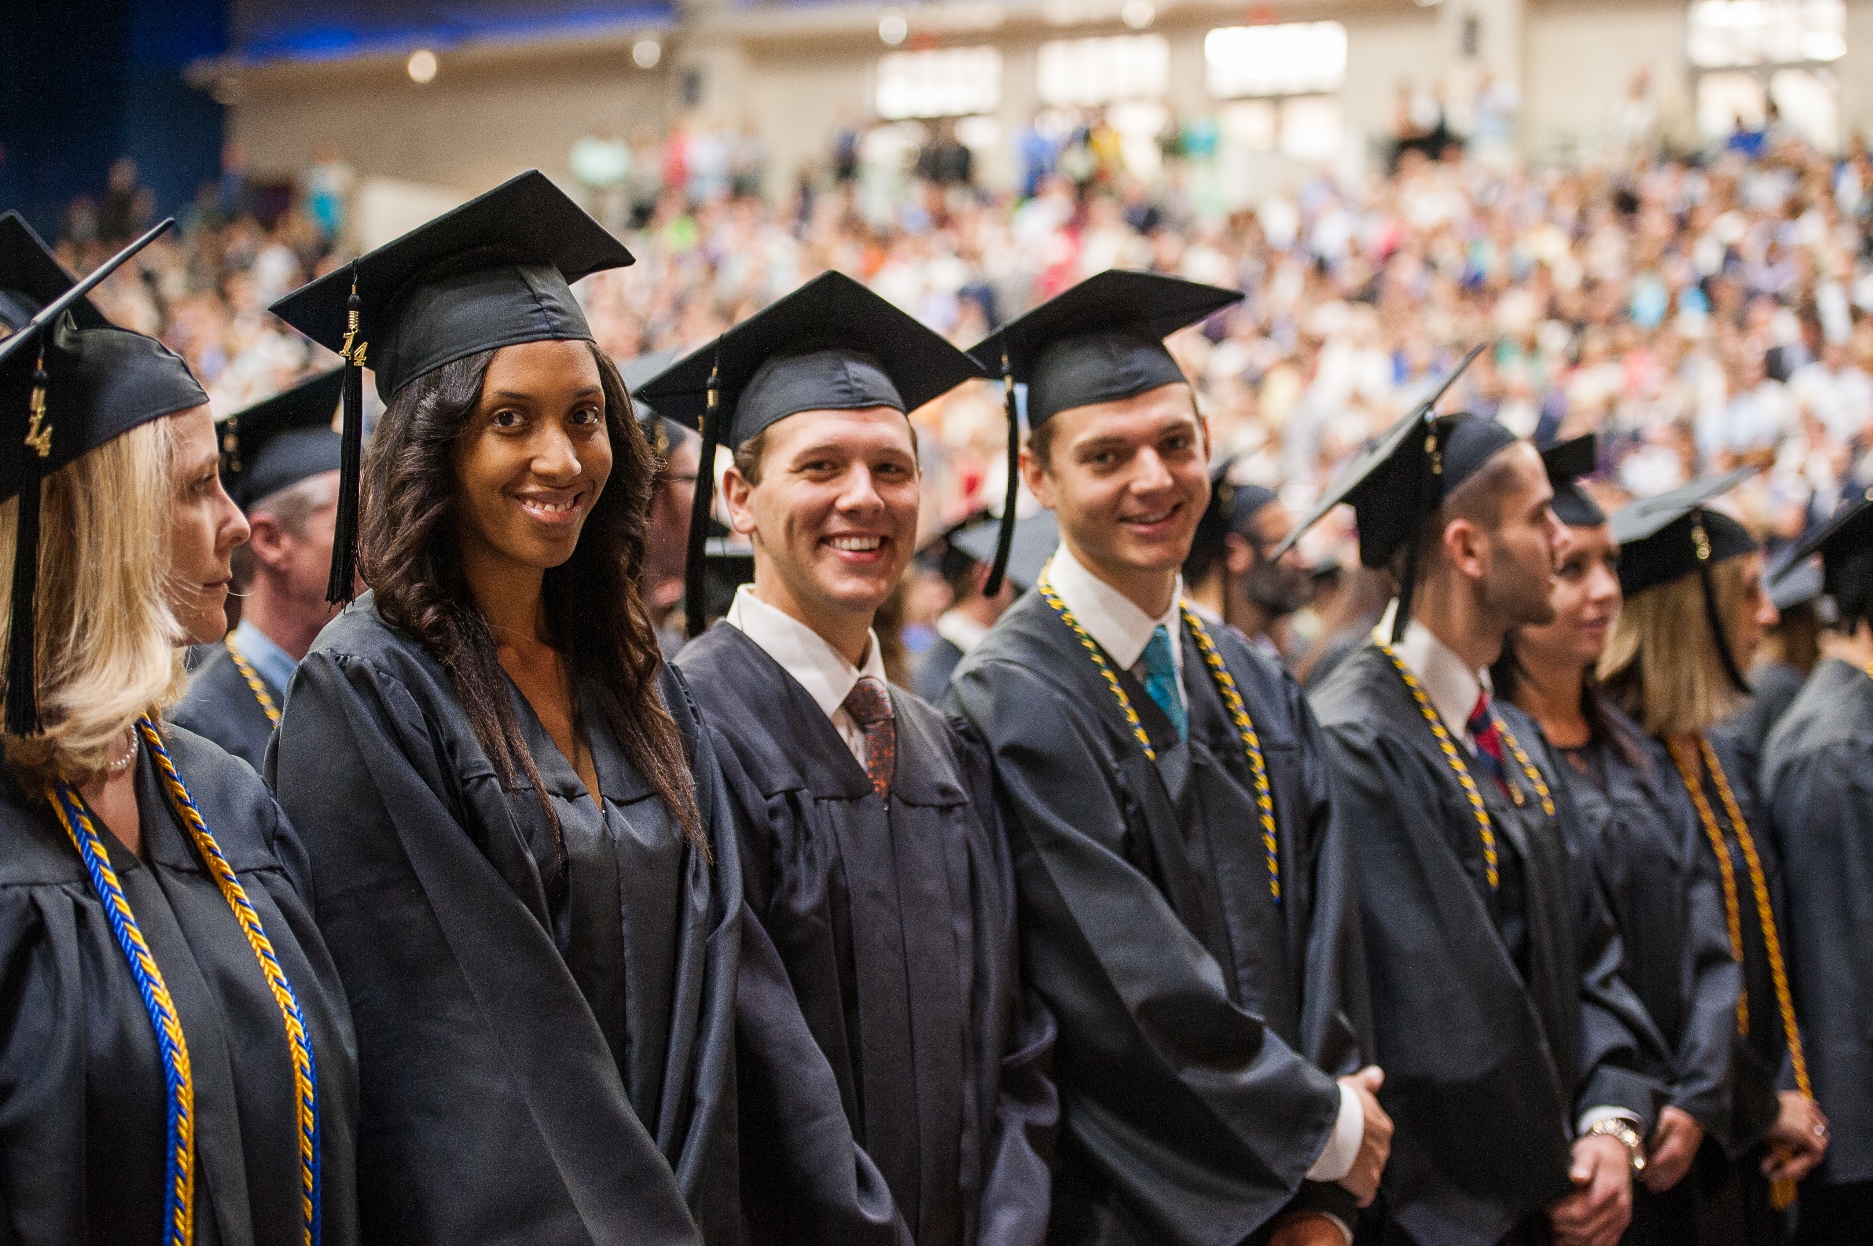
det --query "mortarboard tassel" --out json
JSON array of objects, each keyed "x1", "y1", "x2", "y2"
[
  {"x1": 982, "y1": 348, "x2": 1018, "y2": 597},
  {"x1": 327, "y1": 266, "x2": 365, "y2": 604},
  {"x1": 6, "y1": 347, "x2": 51, "y2": 737},
  {"x1": 1694, "y1": 517, "x2": 1753, "y2": 695},
  {"x1": 1391, "y1": 422, "x2": 1441, "y2": 644},
  {"x1": 684, "y1": 349, "x2": 722, "y2": 640}
]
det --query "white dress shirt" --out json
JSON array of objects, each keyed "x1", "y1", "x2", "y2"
[
  {"x1": 1045, "y1": 543, "x2": 1186, "y2": 718},
  {"x1": 1050, "y1": 543, "x2": 1364, "y2": 1195},
  {"x1": 1383, "y1": 605, "x2": 1639, "y2": 1138},
  {"x1": 726, "y1": 585, "x2": 888, "y2": 768}
]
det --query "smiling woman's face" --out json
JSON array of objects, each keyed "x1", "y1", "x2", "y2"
[
  {"x1": 167, "y1": 404, "x2": 250, "y2": 645},
  {"x1": 451, "y1": 338, "x2": 612, "y2": 578}
]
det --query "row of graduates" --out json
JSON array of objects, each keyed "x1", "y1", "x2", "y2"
[{"x1": 0, "y1": 172, "x2": 1866, "y2": 1246}]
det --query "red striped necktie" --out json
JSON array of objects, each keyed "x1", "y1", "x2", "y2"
[{"x1": 1466, "y1": 691, "x2": 1512, "y2": 798}]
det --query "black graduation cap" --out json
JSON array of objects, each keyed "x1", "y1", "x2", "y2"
[
  {"x1": 219, "y1": 368, "x2": 344, "y2": 510},
  {"x1": 962, "y1": 269, "x2": 1242, "y2": 598},
  {"x1": 1274, "y1": 344, "x2": 1497, "y2": 642},
  {"x1": 619, "y1": 347, "x2": 685, "y2": 460},
  {"x1": 1766, "y1": 555, "x2": 1824, "y2": 615},
  {"x1": 1777, "y1": 483, "x2": 1873, "y2": 622},
  {"x1": 1609, "y1": 467, "x2": 1759, "y2": 693},
  {"x1": 951, "y1": 508, "x2": 1059, "y2": 594},
  {"x1": 0, "y1": 211, "x2": 109, "y2": 333},
  {"x1": 269, "y1": 170, "x2": 635, "y2": 604},
  {"x1": 1189, "y1": 459, "x2": 1280, "y2": 583},
  {"x1": 0, "y1": 325, "x2": 204, "y2": 736},
  {"x1": 1541, "y1": 434, "x2": 1605, "y2": 528},
  {"x1": 635, "y1": 270, "x2": 984, "y2": 638}
]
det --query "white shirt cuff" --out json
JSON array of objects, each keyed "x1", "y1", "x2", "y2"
[
  {"x1": 1577, "y1": 1105, "x2": 1642, "y2": 1136},
  {"x1": 1305, "y1": 1084, "x2": 1364, "y2": 1183}
]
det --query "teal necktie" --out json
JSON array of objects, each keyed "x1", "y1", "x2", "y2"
[{"x1": 1139, "y1": 624, "x2": 1186, "y2": 743}]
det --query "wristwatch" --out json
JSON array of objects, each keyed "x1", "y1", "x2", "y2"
[{"x1": 1584, "y1": 1117, "x2": 1647, "y2": 1175}]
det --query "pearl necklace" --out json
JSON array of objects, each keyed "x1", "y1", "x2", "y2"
[{"x1": 105, "y1": 730, "x2": 138, "y2": 774}]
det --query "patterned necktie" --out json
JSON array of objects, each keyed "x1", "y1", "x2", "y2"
[
  {"x1": 842, "y1": 676, "x2": 896, "y2": 801},
  {"x1": 1139, "y1": 624, "x2": 1187, "y2": 743},
  {"x1": 1466, "y1": 691, "x2": 1511, "y2": 798}
]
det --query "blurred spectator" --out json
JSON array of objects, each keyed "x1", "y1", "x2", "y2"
[
  {"x1": 302, "y1": 142, "x2": 356, "y2": 246},
  {"x1": 97, "y1": 157, "x2": 151, "y2": 244}
]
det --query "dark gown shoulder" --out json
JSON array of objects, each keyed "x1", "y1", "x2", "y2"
[
  {"x1": 170, "y1": 642, "x2": 283, "y2": 774},
  {"x1": 271, "y1": 593, "x2": 741, "y2": 1246},
  {"x1": 913, "y1": 636, "x2": 966, "y2": 703},
  {"x1": 1761, "y1": 658, "x2": 1873, "y2": 1185},
  {"x1": 0, "y1": 723, "x2": 359, "y2": 1246}
]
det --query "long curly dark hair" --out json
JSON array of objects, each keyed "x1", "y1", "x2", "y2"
[{"x1": 359, "y1": 341, "x2": 706, "y2": 854}]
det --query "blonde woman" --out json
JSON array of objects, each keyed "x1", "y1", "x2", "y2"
[
  {"x1": 1601, "y1": 472, "x2": 1827, "y2": 1245},
  {"x1": 0, "y1": 308, "x2": 356, "y2": 1242}
]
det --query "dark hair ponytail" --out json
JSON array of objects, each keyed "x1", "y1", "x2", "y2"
[{"x1": 360, "y1": 342, "x2": 707, "y2": 856}]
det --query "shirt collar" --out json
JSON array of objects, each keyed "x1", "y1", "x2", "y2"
[
  {"x1": 1047, "y1": 540, "x2": 1184, "y2": 679},
  {"x1": 934, "y1": 609, "x2": 991, "y2": 656},
  {"x1": 1384, "y1": 611, "x2": 1488, "y2": 744},
  {"x1": 726, "y1": 584, "x2": 887, "y2": 721},
  {"x1": 229, "y1": 618, "x2": 298, "y2": 696}
]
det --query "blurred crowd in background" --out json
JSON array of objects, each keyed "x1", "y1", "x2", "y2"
[{"x1": 49, "y1": 104, "x2": 1873, "y2": 669}]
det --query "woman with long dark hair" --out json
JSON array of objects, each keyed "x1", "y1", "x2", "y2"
[
  {"x1": 0, "y1": 224, "x2": 356, "y2": 1245},
  {"x1": 1600, "y1": 472, "x2": 1830, "y2": 1245},
  {"x1": 1494, "y1": 443, "x2": 1738, "y2": 1245},
  {"x1": 267, "y1": 174, "x2": 741, "y2": 1244}
]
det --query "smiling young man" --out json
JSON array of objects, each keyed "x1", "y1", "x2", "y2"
[
  {"x1": 944, "y1": 270, "x2": 1386, "y2": 1246},
  {"x1": 1292, "y1": 410, "x2": 1666, "y2": 1246},
  {"x1": 644, "y1": 272, "x2": 1057, "y2": 1246},
  {"x1": 172, "y1": 368, "x2": 344, "y2": 768}
]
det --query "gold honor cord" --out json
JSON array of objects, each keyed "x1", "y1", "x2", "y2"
[
  {"x1": 1037, "y1": 563, "x2": 1281, "y2": 902},
  {"x1": 1668, "y1": 732, "x2": 1813, "y2": 1210},
  {"x1": 225, "y1": 640, "x2": 282, "y2": 727},
  {"x1": 1380, "y1": 644, "x2": 1499, "y2": 890}
]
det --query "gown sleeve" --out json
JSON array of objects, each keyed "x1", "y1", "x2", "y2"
[
  {"x1": 0, "y1": 884, "x2": 85, "y2": 1245},
  {"x1": 951, "y1": 657, "x2": 1341, "y2": 1246}
]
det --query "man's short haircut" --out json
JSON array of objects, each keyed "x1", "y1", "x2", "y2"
[
  {"x1": 730, "y1": 416, "x2": 920, "y2": 488},
  {"x1": 249, "y1": 471, "x2": 338, "y2": 540},
  {"x1": 1403, "y1": 446, "x2": 1527, "y2": 579}
]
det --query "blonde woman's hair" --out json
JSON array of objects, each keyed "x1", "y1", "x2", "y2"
[
  {"x1": 1599, "y1": 555, "x2": 1753, "y2": 738},
  {"x1": 1, "y1": 417, "x2": 187, "y2": 788}
]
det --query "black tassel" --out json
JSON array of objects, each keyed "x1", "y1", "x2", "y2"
[
  {"x1": 327, "y1": 267, "x2": 364, "y2": 604},
  {"x1": 6, "y1": 350, "x2": 49, "y2": 737},
  {"x1": 983, "y1": 349, "x2": 1018, "y2": 598},
  {"x1": 1391, "y1": 422, "x2": 1442, "y2": 644},
  {"x1": 684, "y1": 351, "x2": 722, "y2": 640},
  {"x1": 1695, "y1": 520, "x2": 1753, "y2": 695}
]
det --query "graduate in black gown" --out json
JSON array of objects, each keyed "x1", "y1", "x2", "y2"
[
  {"x1": 266, "y1": 172, "x2": 741, "y2": 1244},
  {"x1": 1493, "y1": 440, "x2": 1742, "y2": 1246},
  {"x1": 172, "y1": 368, "x2": 344, "y2": 768},
  {"x1": 1760, "y1": 488, "x2": 1873, "y2": 1245},
  {"x1": 643, "y1": 272, "x2": 1056, "y2": 1246},
  {"x1": 1601, "y1": 472, "x2": 1830, "y2": 1245},
  {"x1": 1295, "y1": 408, "x2": 1665, "y2": 1246},
  {"x1": 946, "y1": 270, "x2": 1388, "y2": 1246},
  {"x1": 0, "y1": 223, "x2": 356, "y2": 1244},
  {"x1": 1733, "y1": 558, "x2": 1824, "y2": 756},
  {"x1": 912, "y1": 512, "x2": 1015, "y2": 704},
  {"x1": 1183, "y1": 467, "x2": 1312, "y2": 665}
]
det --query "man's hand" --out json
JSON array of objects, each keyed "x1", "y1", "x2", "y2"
[
  {"x1": 1268, "y1": 1211, "x2": 1349, "y2": 1246},
  {"x1": 1335, "y1": 1065, "x2": 1392, "y2": 1207},
  {"x1": 1548, "y1": 1133, "x2": 1632, "y2": 1246},
  {"x1": 1762, "y1": 1091, "x2": 1828, "y2": 1184},
  {"x1": 1641, "y1": 1106, "x2": 1704, "y2": 1193}
]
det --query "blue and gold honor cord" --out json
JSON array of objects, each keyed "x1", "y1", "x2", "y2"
[
  {"x1": 224, "y1": 640, "x2": 282, "y2": 727},
  {"x1": 48, "y1": 715, "x2": 320, "y2": 1246},
  {"x1": 1038, "y1": 564, "x2": 1281, "y2": 902},
  {"x1": 1378, "y1": 643, "x2": 1555, "y2": 891}
]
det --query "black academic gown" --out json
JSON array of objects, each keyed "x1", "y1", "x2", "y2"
[
  {"x1": 1550, "y1": 707, "x2": 1743, "y2": 1242},
  {"x1": 677, "y1": 623, "x2": 1056, "y2": 1246},
  {"x1": 1308, "y1": 644, "x2": 1663, "y2": 1246},
  {"x1": 1763, "y1": 659, "x2": 1873, "y2": 1190},
  {"x1": 912, "y1": 636, "x2": 966, "y2": 704},
  {"x1": 171, "y1": 641, "x2": 283, "y2": 772},
  {"x1": 269, "y1": 594, "x2": 741, "y2": 1246},
  {"x1": 946, "y1": 590, "x2": 1369, "y2": 1246},
  {"x1": 1734, "y1": 660, "x2": 1809, "y2": 757},
  {"x1": 0, "y1": 724, "x2": 358, "y2": 1246}
]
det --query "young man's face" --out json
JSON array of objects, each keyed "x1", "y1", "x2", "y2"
[
  {"x1": 1476, "y1": 442, "x2": 1566, "y2": 628},
  {"x1": 723, "y1": 405, "x2": 921, "y2": 629},
  {"x1": 1022, "y1": 382, "x2": 1210, "y2": 589}
]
